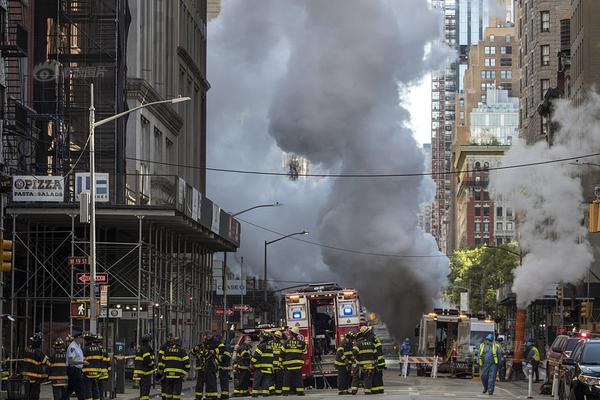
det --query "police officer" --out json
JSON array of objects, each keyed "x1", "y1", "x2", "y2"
[
  {"x1": 134, "y1": 333, "x2": 155, "y2": 400},
  {"x1": 216, "y1": 335, "x2": 233, "y2": 399},
  {"x1": 158, "y1": 337, "x2": 190, "y2": 400},
  {"x1": 61, "y1": 334, "x2": 86, "y2": 400},
  {"x1": 370, "y1": 328, "x2": 386, "y2": 394},
  {"x1": 479, "y1": 334, "x2": 502, "y2": 396},
  {"x1": 251, "y1": 331, "x2": 274, "y2": 397},
  {"x1": 233, "y1": 336, "x2": 252, "y2": 397},
  {"x1": 272, "y1": 331, "x2": 284, "y2": 396},
  {"x1": 526, "y1": 340, "x2": 541, "y2": 383},
  {"x1": 281, "y1": 327, "x2": 306, "y2": 396},
  {"x1": 351, "y1": 326, "x2": 376, "y2": 395},
  {"x1": 82, "y1": 332, "x2": 102, "y2": 400},
  {"x1": 21, "y1": 333, "x2": 48, "y2": 400},
  {"x1": 335, "y1": 332, "x2": 355, "y2": 395},
  {"x1": 49, "y1": 338, "x2": 68, "y2": 400}
]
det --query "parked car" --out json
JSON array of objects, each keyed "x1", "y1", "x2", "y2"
[
  {"x1": 560, "y1": 339, "x2": 600, "y2": 400},
  {"x1": 548, "y1": 334, "x2": 585, "y2": 383}
]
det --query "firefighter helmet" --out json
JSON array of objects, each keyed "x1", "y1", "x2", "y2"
[
  {"x1": 29, "y1": 332, "x2": 43, "y2": 343},
  {"x1": 290, "y1": 326, "x2": 300, "y2": 336},
  {"x1": 273, "y1": 331, "x2": 283, "y2": 339},
  {"x1": 141, "y1": 333, "x2": 152, "y2": 343},
  {"x1": 53, "y1": 337, "x2": 66, "y2": 348}
]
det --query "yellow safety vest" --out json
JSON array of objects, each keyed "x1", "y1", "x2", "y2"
[
  {"x1": 531, "y1": 347, "x2": 540, "y2": 362},
  {"x1": 479, "y1": 343, "x2": 498, "y2": 366}
]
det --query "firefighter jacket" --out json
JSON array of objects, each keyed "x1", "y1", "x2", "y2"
[
  {"x1": 158, "y1": 344, "x2": 190, "y2": 379},
  {"x1": 353, "y1": 338, "x2": 376, "y2": 370},
  {"x1": 133, "y1": 343, "x2": 155, "y2": 380},
  {"x1": 21, "y1": 346, "x2": 49, "y2": 381},
  {"x1": 98, "y1": 348, "x2": 110, "y2": 381},
  {"x1": 216, "y1": 343, "x2": 232, "y2": 371},
  {"x1": 335, "y1": 340, "x2": 355, "y2": 367},
  {"x1": 190, "y1": 345, "x2": 209, "y2": 372},
  {"x1": 374, "y1": 336, "x2": 385, "y2": 368},
  {"x1": 272, "y1": 340, "x2": 283, "y2": 371},
  {"x1": 251, "y1": 341, "x2": 274, "y2": 374},
  {"x1": 82, "y1": 343, "x2": 104, "y2": 378},
  {"x1": 233, "y1": 343, "x2": 252, "y2": 370},
  {"x1": 157, "y1": 341, "x2": 170, "y2": 368},
  {"x1": 281, "y1": 337, "x2": 306, "y2": 371},
  {"x1": 48, "y1": 351, "x2": 67, "y2": 386}
]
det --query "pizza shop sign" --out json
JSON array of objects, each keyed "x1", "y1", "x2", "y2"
[{"x1": 12, "y1": 176, "x2": 64, "y2": 202}]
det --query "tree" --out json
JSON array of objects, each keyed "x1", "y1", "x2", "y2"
[{"x1": 446, "y1": 243, "x2": 520, "y2": 316}]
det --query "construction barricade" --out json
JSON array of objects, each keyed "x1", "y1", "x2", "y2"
[{"x1": 400, "y1": 356, "x2": 439, "y2": 379}]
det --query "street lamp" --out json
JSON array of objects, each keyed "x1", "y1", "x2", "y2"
[
  {"x1": 264, "y1": 230, "x2": 308, "y2": 321},
  {"x1": 88, "y1": 83, "x2": 190, "y2": 334},
  {"x1": 222, "y1": 202, "x2": 282, "y2": 332}
]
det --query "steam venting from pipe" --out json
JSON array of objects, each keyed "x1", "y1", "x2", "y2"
[
  {"x1": 490, "y1": 94, "x2": 600, "y2": 307},
  {"x1": 266, "y1": 0, "x2": 450, "y2": 339}
]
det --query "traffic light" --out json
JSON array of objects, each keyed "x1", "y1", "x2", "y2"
[
  {"x1": 0, "y1": 239, "x2": 12, "y2": 272},
  {"x1": 556, "y1": 286, "x2": 564, "y2": 299},
  {"x1": 589, "y1": 202, "x2": 600, "y2": 233},
  {"x1": 581, "y1": 301, "x2": 593, "y2": 319}
]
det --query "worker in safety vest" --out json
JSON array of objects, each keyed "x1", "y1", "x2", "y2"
[
  {"x1": 281, "y1": 327, "x2": 306, "y2": 396},
  {"x1": 233, "y1": 336, "x2": 252, "y2": 397},
  {"x1": 21, "y1": 332, "x2": 49, "y2": 400},
  {"x1": 335, "y1": 331, "x2": 355, "y2": 395},
  {"x1": 49, "y1": 338, "x2": 68, "y2": 400},
  {"x1": 351, "y1": 326, "x2": 377, "y2": 395},
  {"x1": 251, "y1": 331, "x2": 274, "y2": 397},
  {"x1": 133, "y1": 333, "x2": 155, "y2": 400},
  {"x1": 526, "y1": 340, "x2": 541, "y2": 383},
  {"x1": 496, "y1": 336, "x2": 507, "y2": 381},
  {"x1": 157, "y1": 337, "x2": 190, "y2": 400},
  {"x1": 479, "y1": 334, "x2": 502, "y2": 396}
]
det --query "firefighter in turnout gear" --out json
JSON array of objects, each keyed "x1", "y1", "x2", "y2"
[
  {"x1": 49, "y1": 338, "x2": 68, "y2": 400},
  {"x1": 82, "y1": 332, "x2": 103, "y2": 400},
  {"x1": 190, "y1": 341, "x2": 210, "y2": 400},
  {"x1": 21, "y1": 333, "x2": 49, "y2": 400},
  {"x1": 93, "y1": 336, "x2": 110, "y2": 400},
  {"x1": 371, "y1": 329, "x2": 386, "y2": 394},
  {"x1": 335, "y1": 332, "x2": 355, "y2": 395},
  {"x1": 272, "y1": 331, "x2": 284, "y2": 396},
  {"x1": 203, "y1": 335, "x2": 220, "y2": 399},
  {"x1": 157, "y1": 337, "x2": 190, "y2": 400},
  {"x1": 281, "y1": 327, "x2": 306, "y2": 396},
  {"x1": 134, "y1": 334, "x2": 155, "y2": 400},
  {"x1": 215, "y1": 335, "x2": 233, "y2": 399},
  {"x1": 251, "y1": 331, "x2": 275, "y2": 397},
  {"x1": 351, "y1": 326, "x2": 377, "y2": 395},
  {"x1": 233, "y1": 336, "x2": 252, "y2": 397}
]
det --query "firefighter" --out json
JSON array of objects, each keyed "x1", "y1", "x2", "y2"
[
  {"x1": 215, "y1": 335, "x2": 233, "y2": 399},
  {"x1": 21, "y1": 333, "x2": 48, "y2": 400},
  {"x1": 204, "y1": 335, "x2": 220, "y2": 399},
  {"x1": 281, "y1": 327, "x2": 306, "y2": 396},
  {"x1": 370, "y1": 328, "x2": 386, "y2": 394},
  {"x1": 82, "y1": 332, "x2": 102, "y2": 400},
  {"x1": 351, "y1": 326, "x2": 376, "y2": 395},
  {"x1": 157, "y1": 337, "x2": 190, "y2": 400},
  {"x1": 233, "y1": 336, "x2": 252, "y2": 397},
  {"x1": 251, "y1": 331, "x2": 274, "y2": 397},
  {"x1": 272, "y1": 331, "x2": 284, "y2": 396},
  {"x1": 49, "y1": 338, "x2": 68, "y2": 400},
  {"x1": 335, "y1": 332, "x2": 355, "y2": 395},
  {"x1": 190, "y1": 341, "x2": 209, "y2": 400},
  {"x1": 134, "y1": 333, "x2": 155, "y2": 400},
  {"x1": 94, "y1": 335, "x2": 110, "y2": 400}
]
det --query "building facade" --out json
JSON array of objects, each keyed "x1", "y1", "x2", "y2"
[{"x1": 418, "y1": 144, "x2": 433, "y2": 234}]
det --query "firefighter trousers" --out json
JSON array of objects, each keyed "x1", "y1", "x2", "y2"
[
  {"x1": 24, "y1": 380, "x2": 41, "y2": 400},
  {"x1": 52, "y1": 386, "x2": 66, "y2": 400},
  {"x1": 252, "y1": 370, "x2": 273, "y2": 397},
  {"x1": 282, "y1": 369, "x2": 304, "y2": 396},
  {"x1": 219, "y1": 370, "x2": 230, "y2": 398},
  {"x1": 274, "y1": 369, "x2": 284, "y2": 395},
  {"x1": 337, "y1": 366, "x2": 351, "y2": 393},
  {"x1": 234, "y1": 369, "x2": 250, "y2": 396},
  {"x1": 138, "y1": 375, "x2": 152, "y2": 400},
  {"x1": 83, "y1": 376, "x2": 100, "y2": 400},
  {"x1": 195, "y1": 369, "x2": 206, "y2": 399},
  {"x1": 98, "y1": 380, "x2": 106, "y2": 400},
  {"x1": 351, "y1": 368, "x2": 373, "y2": 394},
  {"x1": 205, "y1": 370, "x2": 219, "y2": 399},
  {"x1": 372, "y1": 369, "x2": 384, "y2": 394},
  {"x1": 162, "y1": 378, "x2": 183, "y2": 400}
]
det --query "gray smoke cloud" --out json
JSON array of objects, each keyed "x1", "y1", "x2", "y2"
[
  {"x1": 207, "y1": 0, "x2": 450, "y2": 339},
  {"x1": 490, "y1": 94, "x2": 600, "y2": 307}
]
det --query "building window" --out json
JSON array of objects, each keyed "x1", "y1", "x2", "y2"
[
  {"x1": 506, "y1": 207, "x2": 513, "y2": 218},
  {"x1": 490, "y1": 34, "x2": 495, "y2": 42},
  {"x1": 500, "y1": 70, "x2": 512, "y2": 80},
  {"x1": 505, "y1": 35, "x2": 511, "y2": 43},
  {"x1": 496, "y1": 222, "x2": 503, "y2": 231},
  {"x1": 541, "y1": 45, "x2": 550, "y2": 66},
  {"x1": 484, "y1": 58, "x2": 496, "y2": 67},
  {"x1": 541, "y1": 79, "x2": 550, "y2": 99},
  {"x1": 500, "y1": 58, "x2": 512, "y2": 66},
  {"x1": 475, "y1": 207, "x2": 481, "y2": 217},
  {"x1": 506, "y1": 222, "x2": 513, "y2": 230},
  {"x1": 484, "y1": 46, "x2": 496, "y2": 55},
  {"x1": 475, "y1": 222, "x2": 481, "y2": 233},
  {"x1": 460, "y1": 111, "x2": 465, "y2": 120},
  {"x1": 483, "y1": 191, "x2": 490, "y2": 201},
  {"x1": 483, "y1": 207, "x2": 490, "y2": 217},
  {"x1": 496, "y1": 207, "x2": 503, "y2": 217},
  {"x1": 483, "y1": 222, "x2": 489, "y2": 232},
  {"x1": 501, "y1": 46, "x2": 512, "y2": 54},
  {"x1": 460, "y1": 98, "x2": 465, "y2": 107},
  {"x1": 541, "y1": 11, "x2": 550, "y2": 32},
  {"x1": 475, "y1": 238, "x2": 481, "y2": 246},
  {"x1": 497, "y1": 238, "x2": 504, "y2": 246}
]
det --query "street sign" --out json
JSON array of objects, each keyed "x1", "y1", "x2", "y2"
[
  {"x1": 233, "y1": 304, "x2": 253, "y2": 312},
  {"x1": 71, "y1": 301, "x2": 89, "y2": 319},
  {"x1": 214, "y1": 307, "x2": 234, "y2": 316},
  {"x1": 76, "y1": 273, "x2": 108, "y2": 284},
  {"x1": 100, "y1": 285, "x2": 109, "y2": 306},
  {"x1": 107, "y1": 308, "x2": 122, "y2": 318},
  {"x1": 68, "y1": 256, "x2": 89, "y2": 266}
]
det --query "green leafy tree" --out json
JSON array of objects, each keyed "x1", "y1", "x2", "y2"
[{"x1": 446, "y1": 243, "x2": 520, "y2": 316}]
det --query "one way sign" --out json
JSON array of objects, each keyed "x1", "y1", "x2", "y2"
[{"x1": 76, "y1": 273, "x2": 108, "y2": 284}]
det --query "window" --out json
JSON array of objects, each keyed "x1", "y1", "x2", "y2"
[
  {"x1": 496, "y1": 222, "x2": 503, "y2": 231},
  {"x1": 500, "y1": 70, "x2": 512, "y2": 80},
  {"x1": 541, "y1": 11, "x2": 550, "y2": 32},
  {"x1": 483, "y1": 222, "x2": 489, "y2": 232},
  {"x1": 501, "y1": 46, "x2": 512, "y2": 54},
  {"x1": 541, "y1": 79, "x2": 550, "y2": 99},
  {"x1": 506, "y1": 222, "x2": 513, "y2": 230},
  {"x1": 475, "y1": 238, "x2": 481, "y2": 246},
  {"x1": 475, "y1": 222, "x2": 481, "y2": 233},
  {"x1": 481, "y1": 70, "x2": 496, "y2": 79},
  {"x1": 505, "y1": 35, "x2": 511, "y2": 43},
  {"x1": 506, "y1": 208, "x2": 513, "y2": 218},
  {"x1": 541, "y1": 45, "x2": 550, "y2": 66},
  {"x1": 490, "y1": 35, "x2": 495, "y2": 42},
  {"x1": 475, "y1": 207, "x2": 482, "y2": 217},
  {"x1": 483, "y1": 191, "x2": 490, "y2": 201},
  {"x1": 497, "y1": 238, "x2": 503, "y2": 246},
  {"x1": 485, "y1": 46, "x2": 496, "y2": 55},
  {"x1": 483, "y1": 207, "x2": 490, "y2": 217},
  {"x1": 460, "y1": 111, "x2": 465, "y2": 120},
  {"x1": 500, "y1": 58, "x2": 512, "y2": 66},
  {"x1": 484, "y1": 58, "x2": 496, "y2": 67},
  {"x1": 497, "y1": 207, "x2": 503, "y2": 217},
  {"x1": 460, "y1": 98, "x2": 465, "y2": 107}
]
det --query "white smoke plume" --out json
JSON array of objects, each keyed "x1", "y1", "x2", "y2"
[
  {"x1": 207, "y1": 0, "x2": 451, "y2": 339},
  {"x1": 490, "y1": 93, "x2": 600, "y2": 307}
]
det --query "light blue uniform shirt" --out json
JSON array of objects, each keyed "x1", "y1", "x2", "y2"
[{"x1": 67, "y1": 340, "x2": 84, "y2": 369}]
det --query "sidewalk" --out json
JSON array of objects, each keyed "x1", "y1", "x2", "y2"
[{"x1": 37, "y1": 380, "x2": 197, "y2": 400}]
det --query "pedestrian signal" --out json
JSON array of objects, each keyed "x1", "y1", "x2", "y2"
[
  {"x1": 556, "y1": 286, "x2": 564, "y2": 299},
  {"x1": 0, "y1": 239, "x2": 12, "y2": 272},
  {"x1": 581, "y1": 301, "x2": 593, "y2": 319}
]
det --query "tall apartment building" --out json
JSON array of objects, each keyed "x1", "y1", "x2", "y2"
[
  {"x1": 518, "y1": 0, "x2": 571, "y2": 144},
  {"x1": 570, "y1": 0, "x2": 600, "y2": 105}
]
